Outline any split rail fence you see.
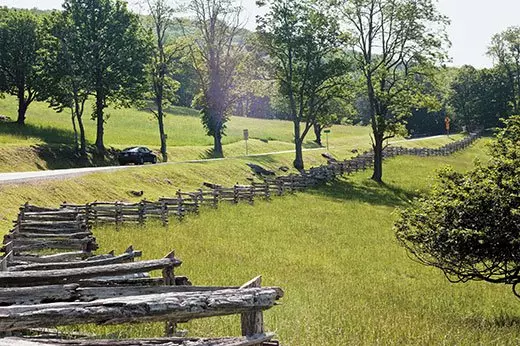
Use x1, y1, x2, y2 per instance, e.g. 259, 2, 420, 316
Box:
0, 134, 478, 344
0, 205, 283, 345
58, 134, 480, 228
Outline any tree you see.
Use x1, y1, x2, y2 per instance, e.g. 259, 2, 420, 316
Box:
313, 97, 355, 146
0, 9, 45, 125
450, 65, 511, 131
257, 0, 349, 169
395, 116, 520, 299
187, 0, 245, 158
488, 27, 520, 114
64, 0, 151, 157
145, 0, 183, 162
340, 0, 449, 182
39, 11, 90, 157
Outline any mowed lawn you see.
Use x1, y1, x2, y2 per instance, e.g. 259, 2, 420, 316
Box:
47, 139, 517, 345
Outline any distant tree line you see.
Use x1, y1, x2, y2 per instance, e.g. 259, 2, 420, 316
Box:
0, 0, 518, 181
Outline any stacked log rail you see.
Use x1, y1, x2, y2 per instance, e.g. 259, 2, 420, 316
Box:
2, 206, 99, 267
55, 133, 480, 228
0, 249, 283, 346
0, 211, 283, 345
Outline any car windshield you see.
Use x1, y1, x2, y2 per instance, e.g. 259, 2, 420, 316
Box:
122, 147, 139, 152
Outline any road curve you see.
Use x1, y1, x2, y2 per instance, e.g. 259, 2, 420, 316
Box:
0, 147, 326, 185
0, 135, 451, 185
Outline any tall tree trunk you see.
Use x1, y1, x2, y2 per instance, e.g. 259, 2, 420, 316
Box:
366, 70, 384, 183
16, 86, 27, 125
94, 90, 105, 158
77, 114, 87, 158
157, 102, 167, 162
313, 123, 322, 146
371, 134, 383, 183
293, 120, 304, 170
213, 129, 223, 158
74, 93, 87, 158
71, 110, 79, 153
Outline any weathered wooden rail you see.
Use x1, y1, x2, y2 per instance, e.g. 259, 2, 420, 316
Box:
1, 201, 283, 345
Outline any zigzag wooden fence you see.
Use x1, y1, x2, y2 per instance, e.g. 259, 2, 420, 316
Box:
0, 205, 283, 345
58, 134, 480, 228
0, 133, 478, 345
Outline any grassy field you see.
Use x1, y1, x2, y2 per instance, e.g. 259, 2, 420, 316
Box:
2, 138, 517, 345
0, 96, 463, 172
0, 96, 368, 148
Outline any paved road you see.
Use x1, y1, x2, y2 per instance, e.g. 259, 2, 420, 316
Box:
0, 135, 451, 185
0, 147, 327, 185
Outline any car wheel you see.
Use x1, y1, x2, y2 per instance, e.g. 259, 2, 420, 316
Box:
152, 157, 157, 164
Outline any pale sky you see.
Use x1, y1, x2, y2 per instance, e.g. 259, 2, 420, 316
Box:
2, 0, 519, 68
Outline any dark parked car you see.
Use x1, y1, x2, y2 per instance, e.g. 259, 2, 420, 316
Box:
118, 147, 158, 165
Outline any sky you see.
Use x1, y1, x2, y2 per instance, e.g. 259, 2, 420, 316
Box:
1, 0, 519, 68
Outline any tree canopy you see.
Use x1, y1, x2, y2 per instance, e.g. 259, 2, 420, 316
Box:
63, 0, 151, 156
0, 8, 45, 125
340, 0, 449, 182
257, 0, 349, 169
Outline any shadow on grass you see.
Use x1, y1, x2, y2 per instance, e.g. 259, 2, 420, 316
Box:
0, 122, 75, 144
307, 177, 420, 208
199, 148, 218, 160
31, 144, 120, 170
0, 122, 122, 169
462, 312, 520, 329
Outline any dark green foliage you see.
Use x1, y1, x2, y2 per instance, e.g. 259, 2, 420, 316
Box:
63, 0, 152, 156
450, 65, 511, 131
396, 116, 520, 298
0, 8, 45, 125
488, 27, 520, 114
39, 10, 90, 156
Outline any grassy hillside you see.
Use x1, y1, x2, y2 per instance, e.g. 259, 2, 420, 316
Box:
2, 139, 514, 345
0, 96, 370, 148
0, 96, 463, 172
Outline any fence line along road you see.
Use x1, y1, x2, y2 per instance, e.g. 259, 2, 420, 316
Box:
48, 134, 480, 229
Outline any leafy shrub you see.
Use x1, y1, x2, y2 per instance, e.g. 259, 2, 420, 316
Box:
395, 116, 520, 297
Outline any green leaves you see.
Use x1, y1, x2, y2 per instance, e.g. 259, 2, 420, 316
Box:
396, 117, 520, 293
0, 8, 46, 124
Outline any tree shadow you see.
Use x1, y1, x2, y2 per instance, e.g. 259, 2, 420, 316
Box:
0, 122, 76, 144
0, 122, 121, 169
31, 144, 120, 170
306, 177, 420, 208
462, 312, 520, 329
199, 148, 217, 160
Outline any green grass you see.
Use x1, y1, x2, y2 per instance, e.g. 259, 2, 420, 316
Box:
0, 96, 368, 148
3, 139, 516, 345
0, 95, 377, 171
0, 95, 465, 173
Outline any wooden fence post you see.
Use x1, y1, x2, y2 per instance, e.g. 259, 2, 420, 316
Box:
160, 201, 169, 227
240, 276, 264, 343
162, 251, 177, 337
115, 201, 122, 231
138, 200, 145, 225
176, 190, 184, 220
